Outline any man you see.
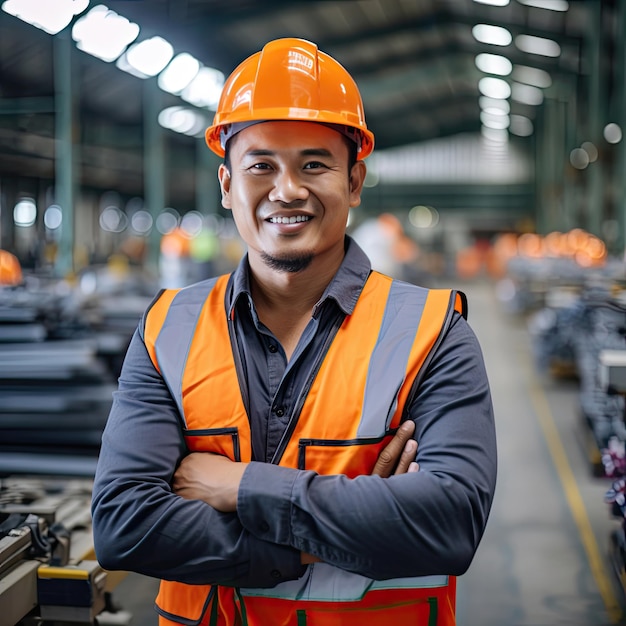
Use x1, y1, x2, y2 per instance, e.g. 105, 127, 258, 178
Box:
92, 38, 497, 625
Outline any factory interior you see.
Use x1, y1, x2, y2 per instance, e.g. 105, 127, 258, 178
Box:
2, 0, 626, 624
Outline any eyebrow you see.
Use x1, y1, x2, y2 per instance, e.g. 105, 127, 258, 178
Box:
243, 148, 334, 158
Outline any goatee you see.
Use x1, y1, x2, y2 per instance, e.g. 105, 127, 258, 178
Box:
261, 251, 314, 273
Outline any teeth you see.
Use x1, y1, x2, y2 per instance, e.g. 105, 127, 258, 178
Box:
269, 215, 311, 224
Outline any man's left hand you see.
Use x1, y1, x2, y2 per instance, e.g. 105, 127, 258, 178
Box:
172, 453, 247, 512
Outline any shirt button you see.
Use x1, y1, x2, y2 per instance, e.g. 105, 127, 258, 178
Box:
275, 407, 285, 417
259, 521, 270, 532
271, 569, 282, 579
268, 344, 278, 353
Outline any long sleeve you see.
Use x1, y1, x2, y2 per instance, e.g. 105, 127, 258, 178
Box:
236, 312, 497, 580
91, 329, 305, 587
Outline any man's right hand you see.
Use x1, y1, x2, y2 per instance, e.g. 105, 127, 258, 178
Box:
300, 420, 419, 564
370, 420, 419, 477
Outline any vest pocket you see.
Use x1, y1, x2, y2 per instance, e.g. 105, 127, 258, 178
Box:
184, 427, 242, 461
155, 581, 214, 626
297, 436, 393, 477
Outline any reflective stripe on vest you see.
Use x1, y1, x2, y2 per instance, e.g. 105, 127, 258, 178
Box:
144, 271, 464, 626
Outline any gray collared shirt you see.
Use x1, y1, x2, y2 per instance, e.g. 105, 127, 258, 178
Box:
92, 236, 497, 589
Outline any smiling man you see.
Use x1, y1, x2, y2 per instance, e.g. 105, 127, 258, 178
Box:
91, 38, 497, 626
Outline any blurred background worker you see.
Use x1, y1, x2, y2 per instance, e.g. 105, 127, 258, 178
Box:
91, 38, 497, 626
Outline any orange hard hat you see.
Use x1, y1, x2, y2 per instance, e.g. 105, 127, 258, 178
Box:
205, 38, 374, 160
0, 249, 22, 286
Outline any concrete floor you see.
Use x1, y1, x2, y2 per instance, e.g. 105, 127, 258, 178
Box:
108, 279, 626, 626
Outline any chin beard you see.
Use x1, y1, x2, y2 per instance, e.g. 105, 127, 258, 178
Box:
261, 251, 314, 273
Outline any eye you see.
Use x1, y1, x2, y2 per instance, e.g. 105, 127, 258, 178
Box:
249, 162, 272, 171
303, 161, 327, 170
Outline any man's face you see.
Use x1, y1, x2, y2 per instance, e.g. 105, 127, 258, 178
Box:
218, 121, 366, 274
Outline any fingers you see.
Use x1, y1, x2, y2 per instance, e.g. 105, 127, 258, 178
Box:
394, 437, 418, 475
371, 420, 417, 477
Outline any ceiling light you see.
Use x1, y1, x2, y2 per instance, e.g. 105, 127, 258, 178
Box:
479, 96, 510, 114
604, 123, 623, 144
475, 53, 512, 76
509, 115, 533, 137
180, 67, 225, 109
479, 76, 511, 99
518, 0, 568, 11
158, 53, 201, 95
481, 111, 510, 130
117, 36, 174, 78
570, 148, 589, 170
158, 106, 208, 137
511, 82, 544, 105
2, 0, 89, 35
474, 0, 509, 5
472, 24, 513, 46
511, 65, 552, 88
481, 127, 509, 143
72, 5, 140, 63
581, 141, 598, 162
515, 34, 561, 57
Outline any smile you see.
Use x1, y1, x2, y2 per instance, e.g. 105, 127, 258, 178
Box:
267, 216, 312, 224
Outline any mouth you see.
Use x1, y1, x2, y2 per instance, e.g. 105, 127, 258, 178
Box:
267, 215, 313, 224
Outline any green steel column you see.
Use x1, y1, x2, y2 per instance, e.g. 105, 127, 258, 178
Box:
143, 78, 166, 274
562, 77, 578, 232
586, 0, 604, 237
53, 30, 78, 278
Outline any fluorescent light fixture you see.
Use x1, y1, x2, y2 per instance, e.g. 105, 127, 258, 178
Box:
480, 111, 510, 130
473, 0, 509, 5
180, 67, 225, 109
511, 64, 552, 88
481, 127, 509, 143
515, 34, 561, 57
511, 82, 543, 105
472, 24, 512, 46
117, 36, 174, 78
518, 0, 568, 11
509, 114, 533, 137
158, 53, 201, 95
475, 53, 512, 76
158, 106, 208, 137
72, 5, 140, 63
478, 76, 511, 99
479, 96, 510, 114
2, 0, 89, 35
13, 197, 36, 227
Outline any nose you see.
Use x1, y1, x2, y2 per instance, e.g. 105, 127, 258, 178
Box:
267, 168, 309, 204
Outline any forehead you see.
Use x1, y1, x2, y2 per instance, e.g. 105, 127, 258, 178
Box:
231, 120, 348, 157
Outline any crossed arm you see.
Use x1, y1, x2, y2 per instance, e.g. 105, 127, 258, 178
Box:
172, 420, 419, 512
172, 420, 419, 565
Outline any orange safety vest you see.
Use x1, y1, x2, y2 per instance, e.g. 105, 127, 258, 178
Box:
143, 270, 467, 626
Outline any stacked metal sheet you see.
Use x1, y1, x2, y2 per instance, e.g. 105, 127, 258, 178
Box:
0, 269, 155, 477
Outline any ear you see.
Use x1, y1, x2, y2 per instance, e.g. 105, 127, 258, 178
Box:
218, 163, 232, 210
349, 161, 367, 208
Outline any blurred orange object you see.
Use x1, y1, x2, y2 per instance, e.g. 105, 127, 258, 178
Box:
0, 249, 22, 286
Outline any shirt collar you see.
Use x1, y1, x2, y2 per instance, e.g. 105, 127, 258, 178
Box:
228, 236, 372, 318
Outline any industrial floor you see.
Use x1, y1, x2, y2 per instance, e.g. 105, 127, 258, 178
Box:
109, 279, 626, 626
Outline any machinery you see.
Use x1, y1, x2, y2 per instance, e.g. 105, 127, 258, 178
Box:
0, 477, 129, 626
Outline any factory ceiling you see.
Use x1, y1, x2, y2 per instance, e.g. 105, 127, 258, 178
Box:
0, 0, 606, 205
